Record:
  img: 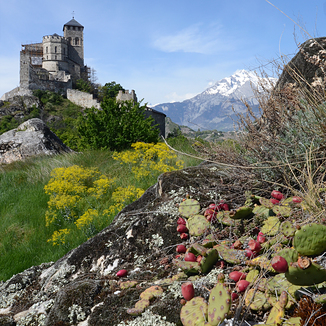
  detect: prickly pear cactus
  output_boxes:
[285,261,326,286]
[293,223,326,256]
[229,206,253,219]
[189,243,208,256]
[313,293,326,304]
[174,260,201,276]
[120,280,138,290]
[272,205,292,217]
[259,197,275,209]
[214,244,245,264]
[265,291,287,325]
[200,248,219,274]
[280,220,297,237]
[207,283,231,325]
[216,211,237,226]
[283,317,302,326]
[188,214,210,236]
[261,216,280,236]
[253,205,274,218]
[246,269,259,283]
[180,296,208,326]
[245,289,268,311]
[140,285,163,300]
[276,248,298,265]
[179,199,201,218]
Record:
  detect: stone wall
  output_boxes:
[0,87,33,101]
[144,107,166,137]
[67,89,100,109]
[116,89,137,102]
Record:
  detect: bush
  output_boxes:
[77,98,159,151]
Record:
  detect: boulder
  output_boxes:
[0,163,257,325]
[0,118,73,164]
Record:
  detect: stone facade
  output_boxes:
[67,89,100,109]
[2,18,86,100]
[116,89,138,102]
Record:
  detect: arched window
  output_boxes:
[75,37,79,45]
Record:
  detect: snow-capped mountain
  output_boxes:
[152,70,275,131]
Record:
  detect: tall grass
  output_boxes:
[0,138,200,281]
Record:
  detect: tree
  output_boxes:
[77,98,159,151]
[98,82,124,101]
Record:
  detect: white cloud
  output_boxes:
[152,23,233,55]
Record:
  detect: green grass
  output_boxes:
[0,138,200,281]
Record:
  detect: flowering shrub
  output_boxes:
[112,142,184,180]
[44,143,184,246]
[44,165,115,245]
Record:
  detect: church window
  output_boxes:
[75,37,79,45]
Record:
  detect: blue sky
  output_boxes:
[1,0,325,106]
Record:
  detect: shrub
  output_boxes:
[77,98,159,151]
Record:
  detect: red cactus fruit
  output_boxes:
[204,208,216,217]
[271,190,284,200]
[248,239,261,253]
[116,269,128,277]
[270,198,280,205]
[257,232,266,244]
[181,282,195,301]
[231,292,239,301]
[176,244,187,253]
[229,271,246,282]
[221,203,229,211]
[245,249,257,258]
[177,217,187,225]
[271,255,288,273]
[175,254,181,259]
[208,203,217,210]
[236,280,250,292]
[180,299,187,305]
[184,252,197,262]
[292,196,302,203]
[177,224,188,233]
[180,233,188,240]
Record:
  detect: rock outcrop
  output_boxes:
[275,37,326,94]
[0,118,73,164]
[0,164,257,326]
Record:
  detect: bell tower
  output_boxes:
[63,17,84,67]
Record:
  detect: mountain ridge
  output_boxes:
[152,69,275,131]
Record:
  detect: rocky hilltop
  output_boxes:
[1,37,326,326]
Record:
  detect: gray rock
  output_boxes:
[0,118,73,164]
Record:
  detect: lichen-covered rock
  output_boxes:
[0,164,254,325]
[0,118,73,164]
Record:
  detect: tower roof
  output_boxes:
[63,18,84,30]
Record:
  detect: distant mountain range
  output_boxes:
[152,70,276,131]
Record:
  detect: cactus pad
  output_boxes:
[285,261,326,286]
[261,216,280,236]
[140,285,163,300]
[272,205,292,217]
[280,221,296,237]
[245,289,267,311]
[229,206,253,219]
[207,283,231,325]
[276,248,298,265]
[259,197,275,209]
[189,243,208,256]
[283,317,302,326]
[253,205,274,218]
[188,214,210,236]
[214,245,245,264]
[179,199,201,218]
[120,281,138,290]
[200,248,219,274]
[265,291,287,325]
[313,293,326,304]
[216,211,237,226]
[293,223,326,256]
[180,296,208,326]
[246,269,259,283]
[174,260,201,276]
